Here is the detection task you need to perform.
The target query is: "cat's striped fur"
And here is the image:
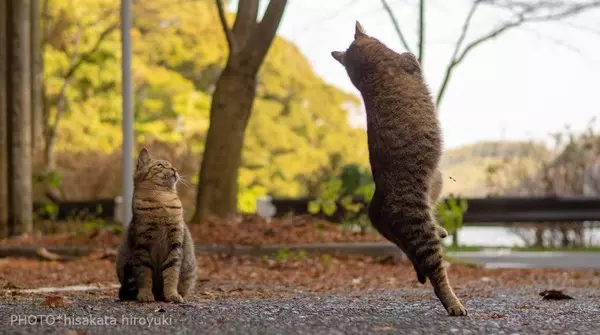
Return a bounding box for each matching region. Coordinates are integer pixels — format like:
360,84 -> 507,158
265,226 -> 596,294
331,22 -> 467,316
116,148 -> 197,303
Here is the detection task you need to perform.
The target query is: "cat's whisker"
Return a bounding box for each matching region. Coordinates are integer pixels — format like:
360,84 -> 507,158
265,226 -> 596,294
177,176 -> 191,187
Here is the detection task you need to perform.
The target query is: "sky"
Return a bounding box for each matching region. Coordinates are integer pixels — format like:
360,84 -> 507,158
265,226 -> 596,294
268,0 -> 600,150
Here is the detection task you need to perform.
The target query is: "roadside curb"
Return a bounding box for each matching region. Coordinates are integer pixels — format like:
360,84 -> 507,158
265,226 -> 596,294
0,242 -> 407,260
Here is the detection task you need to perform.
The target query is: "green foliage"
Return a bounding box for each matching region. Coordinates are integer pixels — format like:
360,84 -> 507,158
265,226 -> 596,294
237,184 -> 267,213
320,253 -> 332,265
308,164 -> 374,232
38,202 -> 59,221
436,196 -> 468,234
44,0 -> 370,207
82,218 -> 106,234
32,171 -> 64,221
274,248 -> 291,262
308,178 -> 342,216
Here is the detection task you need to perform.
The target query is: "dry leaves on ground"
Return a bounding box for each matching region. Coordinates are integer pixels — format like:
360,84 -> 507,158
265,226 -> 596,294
0,253 -> 598,300
0,214 -> 385,248
41,295 -> 73,307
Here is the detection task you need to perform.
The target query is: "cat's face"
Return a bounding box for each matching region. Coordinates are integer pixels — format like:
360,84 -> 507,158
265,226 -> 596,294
134,148 -> 180,190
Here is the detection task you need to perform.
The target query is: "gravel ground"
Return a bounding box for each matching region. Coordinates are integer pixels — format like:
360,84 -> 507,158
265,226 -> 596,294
1,286 -> 599,335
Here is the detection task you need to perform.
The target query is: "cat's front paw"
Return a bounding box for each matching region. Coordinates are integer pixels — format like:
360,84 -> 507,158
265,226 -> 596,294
136,290 -> 155,303
164,291 -> 184,303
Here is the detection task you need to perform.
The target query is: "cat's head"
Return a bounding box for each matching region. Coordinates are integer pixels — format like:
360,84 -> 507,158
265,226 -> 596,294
331,21 -> 422,90
134,148 -> 180,191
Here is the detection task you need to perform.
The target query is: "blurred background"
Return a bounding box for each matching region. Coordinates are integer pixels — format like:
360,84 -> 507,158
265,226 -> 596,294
1,0 -> 600,252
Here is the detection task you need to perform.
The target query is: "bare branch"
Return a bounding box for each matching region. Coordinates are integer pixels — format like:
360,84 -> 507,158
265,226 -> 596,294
232,0 -> 259,47
244,0 -> 288,66
452,1 -> 482,66
436,0 -> 600,108
436,0 -> 482,107
216,0 -> 237,52
522,26 -> 582,55
381,0 -> 412,53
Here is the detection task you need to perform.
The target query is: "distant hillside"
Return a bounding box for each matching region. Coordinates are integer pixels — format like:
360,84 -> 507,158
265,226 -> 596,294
439,140 -> 550,196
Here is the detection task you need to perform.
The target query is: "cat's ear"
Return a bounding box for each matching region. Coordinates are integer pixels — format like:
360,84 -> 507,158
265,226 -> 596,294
331,51 -> 345,65
137,148 -> 152,169
400,52 -> 421,75
354,21 -> 367,40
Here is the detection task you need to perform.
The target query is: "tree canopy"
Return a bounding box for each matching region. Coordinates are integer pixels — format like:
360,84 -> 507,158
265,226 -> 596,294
43,0 -> 369,208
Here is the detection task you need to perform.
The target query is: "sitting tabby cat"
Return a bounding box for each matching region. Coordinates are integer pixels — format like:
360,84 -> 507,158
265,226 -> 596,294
116,148 -> 197,302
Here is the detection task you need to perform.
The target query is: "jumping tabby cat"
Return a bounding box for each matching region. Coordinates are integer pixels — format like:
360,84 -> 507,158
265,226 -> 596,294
331,22 -> 467,316
116,148 -> 197,303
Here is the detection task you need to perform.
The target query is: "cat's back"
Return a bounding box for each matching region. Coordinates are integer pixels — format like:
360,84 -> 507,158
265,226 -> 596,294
359,44 -> 438,137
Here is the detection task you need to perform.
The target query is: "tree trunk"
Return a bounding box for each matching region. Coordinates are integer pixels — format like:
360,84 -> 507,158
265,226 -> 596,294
30,0 -> 43,154
193,64 -> 256,222
0,0 -> 9,238
192,0 -> 287,223
7,0 -> 33,236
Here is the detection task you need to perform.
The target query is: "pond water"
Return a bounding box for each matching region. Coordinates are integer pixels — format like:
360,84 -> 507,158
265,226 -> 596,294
452,226 -> 600,247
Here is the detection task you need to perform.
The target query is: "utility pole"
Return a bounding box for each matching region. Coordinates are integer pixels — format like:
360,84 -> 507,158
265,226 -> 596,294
121,0 -> 133,226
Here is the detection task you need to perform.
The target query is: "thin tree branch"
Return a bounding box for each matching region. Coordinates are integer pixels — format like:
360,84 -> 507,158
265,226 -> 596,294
216,0 -> 237,52
63,22 -> 118,80
381,0 -> 412,52
418,0 -> 425,65
43,25 -> 82,167
522,26 -> 582,55
436,1 -> 600,108
454,20 -> 522,66
452,0 -> 482,66
435,0 -> 482,107
232,0 -> 259,48
43,21 -> 117,166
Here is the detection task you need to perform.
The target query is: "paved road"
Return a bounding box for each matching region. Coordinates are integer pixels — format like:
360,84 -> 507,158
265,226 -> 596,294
448,250 -> 600,269
2,287 -> 599,335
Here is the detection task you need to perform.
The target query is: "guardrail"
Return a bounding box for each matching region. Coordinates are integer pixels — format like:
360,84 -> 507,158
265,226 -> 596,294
258,196 -> 600,225
34,196 -> 600,225
33,197 -> 119,221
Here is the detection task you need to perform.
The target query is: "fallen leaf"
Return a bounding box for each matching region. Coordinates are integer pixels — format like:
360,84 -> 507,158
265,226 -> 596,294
374,326 -> 396,332
376,255 -> 398,265
539,290 -> 574,300
36,248 -> 67,261
65,330 -> 87,335
42,296 -> 73,308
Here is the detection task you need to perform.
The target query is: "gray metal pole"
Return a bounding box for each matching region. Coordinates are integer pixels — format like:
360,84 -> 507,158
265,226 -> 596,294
121,0 -> 133,226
